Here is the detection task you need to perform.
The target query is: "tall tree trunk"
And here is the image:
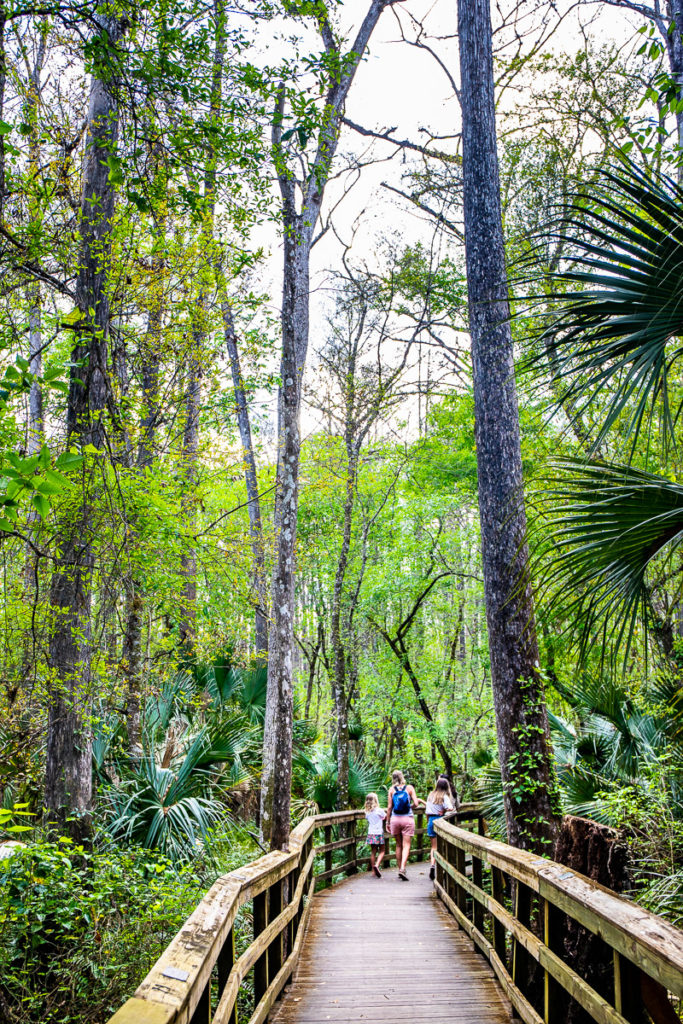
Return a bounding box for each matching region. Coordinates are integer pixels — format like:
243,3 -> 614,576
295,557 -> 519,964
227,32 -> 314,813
122,220 -> 165,755
261,237 -> 309,849
457,0 -> 561,853
177,0 -> 224,659
178,344 -> 201,657
44,16 -> 124,836
330,448 -> 357,810
260,0 -> 396,850
221,298 -> 268,658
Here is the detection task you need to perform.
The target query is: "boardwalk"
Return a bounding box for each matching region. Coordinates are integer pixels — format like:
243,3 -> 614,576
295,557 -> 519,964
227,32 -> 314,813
271,865 -> 515,1024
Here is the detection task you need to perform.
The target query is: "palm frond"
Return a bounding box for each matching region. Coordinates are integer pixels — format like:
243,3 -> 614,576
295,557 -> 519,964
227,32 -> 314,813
539,458 -> 683,664
524,161 -> 683,449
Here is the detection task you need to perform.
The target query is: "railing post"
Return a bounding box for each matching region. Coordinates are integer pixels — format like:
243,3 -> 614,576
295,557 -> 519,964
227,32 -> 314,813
512,882 -> 532,998
189,979 -> 211,1024
455,843 -> 467,916
268,878 -> 283,983
416,810 -> 424,862
287,863 -> 299,963
217,925 -> 237,1024
613,952 -> 643,1024
346,816 -> 358,876
491,867 -> 507,963
543,897 -> 564,1024
253,888 -> 269,1008
324,825 -> 332,886
472,855 -> 485,934
435,829 -> 444,889
446,837 -> 458,905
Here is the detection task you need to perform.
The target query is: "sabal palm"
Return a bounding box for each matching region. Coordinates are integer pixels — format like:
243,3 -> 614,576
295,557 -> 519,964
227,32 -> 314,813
530,162 -> 683,657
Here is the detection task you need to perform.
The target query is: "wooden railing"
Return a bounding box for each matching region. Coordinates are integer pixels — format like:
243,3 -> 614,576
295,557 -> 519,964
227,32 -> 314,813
108,804 -> 485,1024
434,818 -> 683,1024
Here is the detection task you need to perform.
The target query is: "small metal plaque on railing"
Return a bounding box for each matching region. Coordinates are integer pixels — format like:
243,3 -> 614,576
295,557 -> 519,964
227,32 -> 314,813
161,967 -> 190,982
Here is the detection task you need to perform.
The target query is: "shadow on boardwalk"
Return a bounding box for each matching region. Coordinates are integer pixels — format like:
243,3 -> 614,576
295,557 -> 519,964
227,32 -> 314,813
271,864 -> 515,1024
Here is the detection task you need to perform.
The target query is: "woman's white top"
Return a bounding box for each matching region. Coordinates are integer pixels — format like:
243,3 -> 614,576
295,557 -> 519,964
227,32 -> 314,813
365,808 -> 386,833
425,795 -> 454,816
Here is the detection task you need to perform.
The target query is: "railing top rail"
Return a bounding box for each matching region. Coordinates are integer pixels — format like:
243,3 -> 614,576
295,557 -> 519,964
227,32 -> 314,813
435,817 -> 683,995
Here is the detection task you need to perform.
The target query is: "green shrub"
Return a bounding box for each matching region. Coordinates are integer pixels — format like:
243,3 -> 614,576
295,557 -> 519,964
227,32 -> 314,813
0,838 -> 206,1023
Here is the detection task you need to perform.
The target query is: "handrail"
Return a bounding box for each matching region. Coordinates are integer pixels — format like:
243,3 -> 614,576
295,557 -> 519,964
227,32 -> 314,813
434,818 -> 683,1024
107,804 -> 485,1024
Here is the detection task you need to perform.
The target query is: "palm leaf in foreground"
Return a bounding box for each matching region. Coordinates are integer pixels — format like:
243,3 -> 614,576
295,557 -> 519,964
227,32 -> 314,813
539,458 -> 683,663
524,162 -> 683,449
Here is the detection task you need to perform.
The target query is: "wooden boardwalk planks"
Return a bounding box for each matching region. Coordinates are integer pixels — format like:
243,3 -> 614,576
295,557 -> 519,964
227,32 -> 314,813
271,865 -> 515,1024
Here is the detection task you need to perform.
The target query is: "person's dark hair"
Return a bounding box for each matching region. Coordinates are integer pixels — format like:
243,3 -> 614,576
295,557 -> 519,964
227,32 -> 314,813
435,778 -> 449,792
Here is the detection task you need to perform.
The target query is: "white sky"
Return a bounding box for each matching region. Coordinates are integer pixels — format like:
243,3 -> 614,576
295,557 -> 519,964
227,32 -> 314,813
243,0 -> 640,438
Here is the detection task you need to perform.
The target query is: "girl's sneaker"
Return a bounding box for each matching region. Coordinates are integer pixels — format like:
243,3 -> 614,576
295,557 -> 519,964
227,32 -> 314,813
373,865 -> 382,878
398,869 -> 408,881
429,865 -> 435,881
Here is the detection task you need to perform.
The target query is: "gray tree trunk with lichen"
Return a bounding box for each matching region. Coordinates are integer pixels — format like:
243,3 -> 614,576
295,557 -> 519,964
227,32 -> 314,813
457,0 -> 561,853
260,0 -> 397,850
44,15 -> 125,835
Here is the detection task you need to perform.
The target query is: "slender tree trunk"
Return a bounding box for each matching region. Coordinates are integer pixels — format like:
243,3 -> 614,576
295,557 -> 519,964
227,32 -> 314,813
120,212 -> 165,755
330,448 -> 357,809
221,298 -> 268,657
44,16 -> 124,836
457,0 -> 561,853
177,0 -> 224,659
260,0 -> 396,850
261,235 -> 309,849
27,291 -> 43,453
178,343 -> 201,657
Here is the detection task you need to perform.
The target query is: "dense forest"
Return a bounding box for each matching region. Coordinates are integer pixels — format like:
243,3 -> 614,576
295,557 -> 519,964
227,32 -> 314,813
3,0 -> 683,1020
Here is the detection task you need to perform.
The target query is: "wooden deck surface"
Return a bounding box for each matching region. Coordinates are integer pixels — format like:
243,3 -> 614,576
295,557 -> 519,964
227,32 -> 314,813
271,864 -> 515,1024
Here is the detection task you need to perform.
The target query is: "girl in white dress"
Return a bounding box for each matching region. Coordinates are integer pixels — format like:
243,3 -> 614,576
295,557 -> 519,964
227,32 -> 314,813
364,792 -> 386,877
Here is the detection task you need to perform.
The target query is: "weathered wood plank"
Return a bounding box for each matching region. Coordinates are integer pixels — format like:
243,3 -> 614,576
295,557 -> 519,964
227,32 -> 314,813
271,867 -> 515,1024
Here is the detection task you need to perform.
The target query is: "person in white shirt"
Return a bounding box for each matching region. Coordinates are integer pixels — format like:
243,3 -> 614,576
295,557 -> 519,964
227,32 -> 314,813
425,777 -> 454,880
364,793 -> 387,877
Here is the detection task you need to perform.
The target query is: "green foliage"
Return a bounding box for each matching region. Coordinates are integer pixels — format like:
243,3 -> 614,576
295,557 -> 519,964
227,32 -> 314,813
299,749 -> 386,813
0,840 -> 206,1023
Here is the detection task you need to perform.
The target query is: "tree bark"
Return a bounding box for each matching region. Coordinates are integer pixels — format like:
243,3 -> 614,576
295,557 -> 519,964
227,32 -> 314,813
221,298 -> 269,658
44,15 -> 124,836
177,0 -> 224,659
330,448 -> 357,809
260,0 -> 395,850
122,220 -> 166,755
457,0 -> 561,853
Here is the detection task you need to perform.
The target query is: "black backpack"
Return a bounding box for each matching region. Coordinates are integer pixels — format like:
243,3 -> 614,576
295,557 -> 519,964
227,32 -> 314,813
392,785 -> 411,815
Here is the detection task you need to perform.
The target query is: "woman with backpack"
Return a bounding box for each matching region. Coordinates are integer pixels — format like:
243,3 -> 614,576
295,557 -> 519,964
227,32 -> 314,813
386,769 -> 425,881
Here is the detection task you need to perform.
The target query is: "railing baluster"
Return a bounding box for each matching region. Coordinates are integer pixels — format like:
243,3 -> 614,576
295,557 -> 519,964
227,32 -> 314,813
253,888 -> 269,1008
613,951 -> 643,1024
346,817 -> 358,876
268,878 -> 283,983
455,844 -> 467,916
416,810 -> 425,861
324,825 -> 332,886
543,897 -> 564,1024
287,864 -> 299,965
435,829 -> 444,888
491,866 -> 507,963
217,926 -> 237,1024
471,855 -> 485,934
189,978 -> 211,1024
512,882 -> 532,999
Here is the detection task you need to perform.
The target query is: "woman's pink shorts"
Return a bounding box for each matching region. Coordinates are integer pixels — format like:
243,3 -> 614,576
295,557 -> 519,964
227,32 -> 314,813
389,815 -> 415,838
